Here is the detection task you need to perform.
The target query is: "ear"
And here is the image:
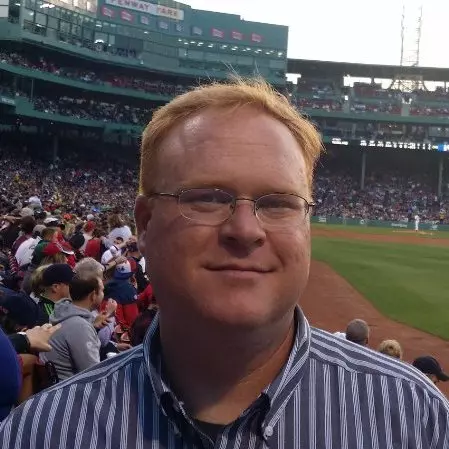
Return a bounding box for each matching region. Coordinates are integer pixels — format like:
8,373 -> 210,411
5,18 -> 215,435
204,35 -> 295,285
134,195 -> 153,256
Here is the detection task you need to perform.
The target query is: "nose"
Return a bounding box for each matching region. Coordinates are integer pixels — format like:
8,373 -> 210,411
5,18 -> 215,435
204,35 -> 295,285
218,200 -> 266,253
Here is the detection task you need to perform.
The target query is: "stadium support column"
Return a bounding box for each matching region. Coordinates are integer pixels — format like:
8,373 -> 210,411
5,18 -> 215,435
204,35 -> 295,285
360,150 -> 366,190
52,135 -> 59,163
438,154 -> 444,198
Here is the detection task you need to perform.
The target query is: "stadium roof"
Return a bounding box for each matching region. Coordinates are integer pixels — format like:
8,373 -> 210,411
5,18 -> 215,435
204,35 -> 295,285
287,59 -> 449,82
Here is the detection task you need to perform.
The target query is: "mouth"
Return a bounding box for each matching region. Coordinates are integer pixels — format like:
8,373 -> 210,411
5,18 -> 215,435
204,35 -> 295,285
207,265 -> 272,277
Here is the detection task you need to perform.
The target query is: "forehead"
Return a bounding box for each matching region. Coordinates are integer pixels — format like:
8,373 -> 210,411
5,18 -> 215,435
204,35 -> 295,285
154,107 -> 308,195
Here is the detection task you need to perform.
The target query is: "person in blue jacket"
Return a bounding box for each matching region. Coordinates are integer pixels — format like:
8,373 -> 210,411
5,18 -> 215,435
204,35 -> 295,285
0,328 -> 21,421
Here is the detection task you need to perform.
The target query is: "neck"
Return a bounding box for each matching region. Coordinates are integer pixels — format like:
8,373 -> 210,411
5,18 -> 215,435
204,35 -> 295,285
42,293 -> 60,303
73,299 -> 92,311
159,309 -> 295,425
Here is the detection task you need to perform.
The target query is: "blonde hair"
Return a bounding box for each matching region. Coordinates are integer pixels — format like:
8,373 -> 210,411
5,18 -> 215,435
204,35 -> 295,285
378,339 -> 403,360
74,257 -> 104,279
140,77 -> 323,195
40,253 -> 68,266
30,264 -> 51,296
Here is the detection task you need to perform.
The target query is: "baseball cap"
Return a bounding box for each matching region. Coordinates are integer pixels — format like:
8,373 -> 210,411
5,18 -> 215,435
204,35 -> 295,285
84,221 -> 95,233
114,258 -> 137,280
42,263 -> 75,287
44,217 -> 60,226
86,214 -> 95,221
43,242 -> 74,257
412,356 -> 449,381
32,224 -> 46,237
19,207 -> 34,217
0,286 -> 38,327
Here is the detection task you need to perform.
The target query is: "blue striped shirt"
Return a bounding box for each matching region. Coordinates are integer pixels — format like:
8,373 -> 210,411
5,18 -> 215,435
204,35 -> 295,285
2,307 -> 449,449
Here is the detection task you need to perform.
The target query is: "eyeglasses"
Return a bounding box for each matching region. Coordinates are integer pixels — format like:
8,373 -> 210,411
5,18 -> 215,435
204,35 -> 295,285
148,188 -> 315,228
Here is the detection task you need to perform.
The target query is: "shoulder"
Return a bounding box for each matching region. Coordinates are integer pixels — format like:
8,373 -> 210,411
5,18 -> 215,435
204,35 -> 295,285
0,346 -> 145,446
310,327 -> 448,402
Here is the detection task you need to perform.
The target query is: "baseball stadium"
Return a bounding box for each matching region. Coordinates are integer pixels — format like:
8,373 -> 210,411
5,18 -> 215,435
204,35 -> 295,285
1,0 -> 449,412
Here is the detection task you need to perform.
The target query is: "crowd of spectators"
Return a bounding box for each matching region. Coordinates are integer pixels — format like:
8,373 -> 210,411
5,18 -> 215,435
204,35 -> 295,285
1,144 -> 448,226
0,148 -> 138,219
33,95 -> 153,125
0,51 -> 191,97
314,170 -> 449,223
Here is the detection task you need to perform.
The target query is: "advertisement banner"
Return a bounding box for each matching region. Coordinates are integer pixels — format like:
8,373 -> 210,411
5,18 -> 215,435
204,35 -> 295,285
251,33 -> 262,43
231,30 -> 243,40
158,20 -> 168,29
140,14 -> 149,24
192,26 -> 202,35
101,5 -> 115,17
211,28 -> 224,38
120,9 -> 134,21
104,0 -> 184,20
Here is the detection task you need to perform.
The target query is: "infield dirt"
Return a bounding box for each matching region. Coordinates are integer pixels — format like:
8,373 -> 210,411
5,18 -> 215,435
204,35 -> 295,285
305,228 -> 449,396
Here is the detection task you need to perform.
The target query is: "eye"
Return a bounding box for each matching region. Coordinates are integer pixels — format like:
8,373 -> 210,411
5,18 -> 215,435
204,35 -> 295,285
182,189 -> 232,204
258,195 -> 303,211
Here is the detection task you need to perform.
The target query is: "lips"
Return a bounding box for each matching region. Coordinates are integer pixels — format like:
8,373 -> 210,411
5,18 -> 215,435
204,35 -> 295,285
207,264 -> 271,273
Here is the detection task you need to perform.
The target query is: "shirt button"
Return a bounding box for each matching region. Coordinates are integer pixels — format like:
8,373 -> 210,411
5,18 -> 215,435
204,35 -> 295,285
264,426 -> 274,438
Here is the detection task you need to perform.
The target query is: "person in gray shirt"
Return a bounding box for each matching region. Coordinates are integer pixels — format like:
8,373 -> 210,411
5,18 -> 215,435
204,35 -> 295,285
40,274 -> 104,380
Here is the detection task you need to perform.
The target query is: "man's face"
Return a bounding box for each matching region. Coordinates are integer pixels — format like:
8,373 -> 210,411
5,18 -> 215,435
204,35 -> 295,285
135,106 -> 311,329
91,278 -> 105,311
52,282 -> 70,300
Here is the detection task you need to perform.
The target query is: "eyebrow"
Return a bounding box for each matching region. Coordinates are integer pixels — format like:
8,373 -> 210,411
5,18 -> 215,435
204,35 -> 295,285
174,182 -> 307,198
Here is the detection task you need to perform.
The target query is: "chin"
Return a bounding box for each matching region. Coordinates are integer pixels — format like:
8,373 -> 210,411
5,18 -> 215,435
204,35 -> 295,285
197,290 -> 288,330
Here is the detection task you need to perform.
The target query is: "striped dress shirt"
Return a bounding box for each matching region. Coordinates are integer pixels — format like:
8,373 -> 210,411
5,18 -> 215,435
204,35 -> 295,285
1,307 -> 449,449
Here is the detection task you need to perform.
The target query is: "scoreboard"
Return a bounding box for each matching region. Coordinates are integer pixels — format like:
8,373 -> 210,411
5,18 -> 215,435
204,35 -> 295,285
329,138 -> 449,152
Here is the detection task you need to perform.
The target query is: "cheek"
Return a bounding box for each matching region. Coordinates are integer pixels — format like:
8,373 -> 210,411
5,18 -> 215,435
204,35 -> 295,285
277,227 -> 310,276
145,216 -> 213,277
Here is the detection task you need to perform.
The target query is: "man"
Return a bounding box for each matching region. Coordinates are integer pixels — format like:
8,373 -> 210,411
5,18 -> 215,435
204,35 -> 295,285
2,79 -> 449,448
124,236 -> 148,292
345,318 -> 370,346
104,258 -> 139,336
413,355 -> 449,385
39,274 -> 104,380
79,220 -> 95,253
414,213 -> 420,232
35,263 -> 74,325
10,215 -> 36,257
100,236 -> 124,265
15,224 -> 45,270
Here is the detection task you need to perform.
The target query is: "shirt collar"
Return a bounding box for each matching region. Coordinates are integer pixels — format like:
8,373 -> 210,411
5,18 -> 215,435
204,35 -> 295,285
143,306 -> 311,420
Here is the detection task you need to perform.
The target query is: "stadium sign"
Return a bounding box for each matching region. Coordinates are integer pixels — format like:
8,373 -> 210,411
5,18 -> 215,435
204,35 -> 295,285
104,0 -> 184,20
0,96 -> 15,106
360,139 -> 436,151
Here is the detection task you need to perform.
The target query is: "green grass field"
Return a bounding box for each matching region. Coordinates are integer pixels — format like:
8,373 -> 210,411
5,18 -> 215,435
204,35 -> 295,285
312,227 -> 449,339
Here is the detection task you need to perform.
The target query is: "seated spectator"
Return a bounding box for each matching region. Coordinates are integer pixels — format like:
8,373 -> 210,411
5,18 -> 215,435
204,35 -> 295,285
10,215 -> 36,257
123,236 -> 148,293
84,227 -> 107,262
80,220 -> 95,253
40,274 -> 104,380
378,339 -> 403,359
0,328 -> 21,421
100,237 -> 124,265
15,224 -> 45,270
104,258 -> 139,337
412,356 -> 449,385
107,214 -> 132,242
345,319 -> 370,346
0,285 -> 40,328
35,264 -> 74,325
